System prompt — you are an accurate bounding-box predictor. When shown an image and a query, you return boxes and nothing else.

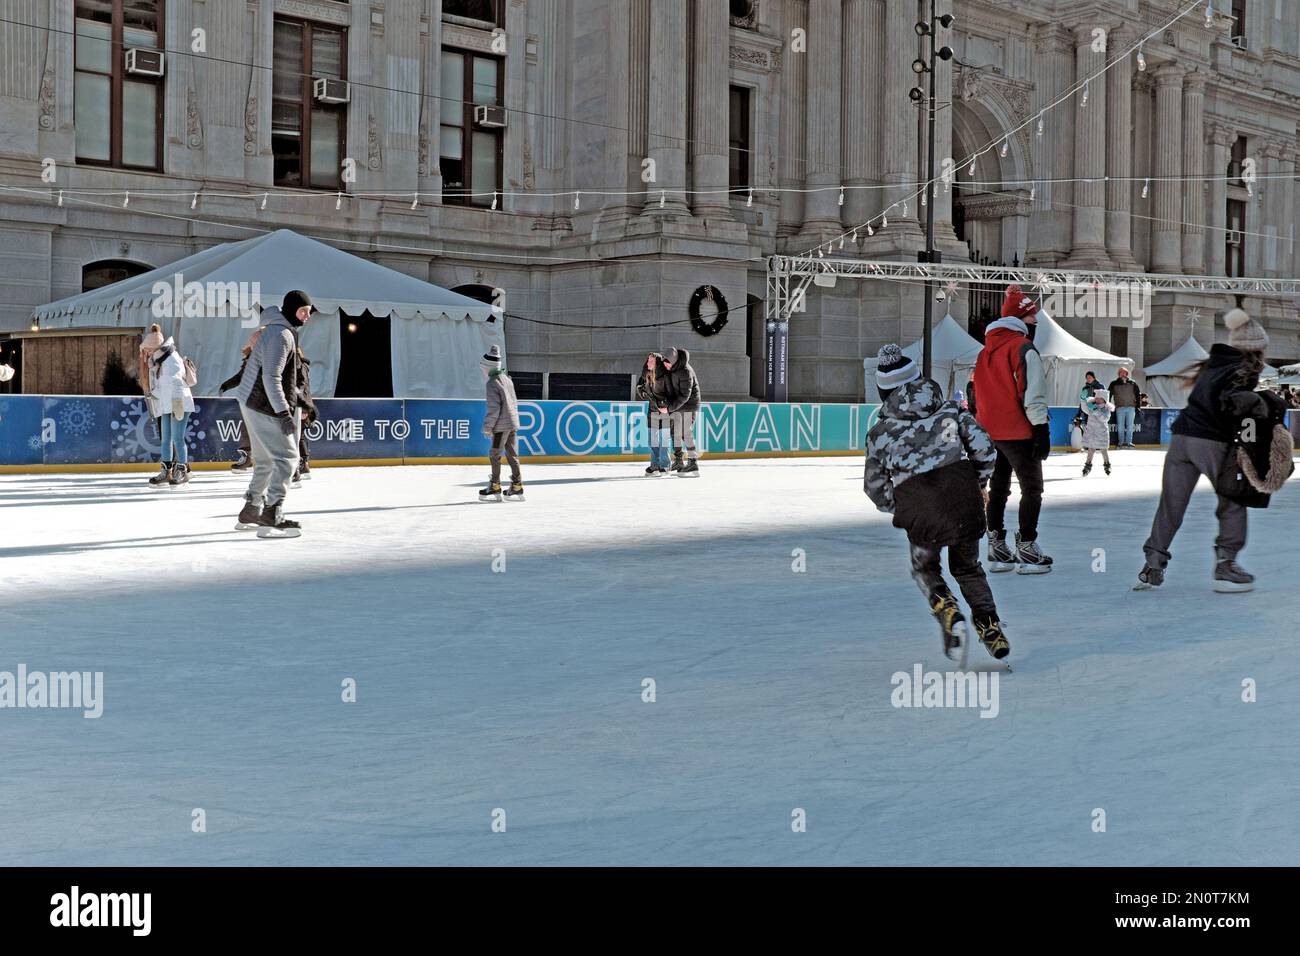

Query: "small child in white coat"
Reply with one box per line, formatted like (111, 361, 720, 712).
(1080, 388, 1113, 476)
(149, 336, 196, 486)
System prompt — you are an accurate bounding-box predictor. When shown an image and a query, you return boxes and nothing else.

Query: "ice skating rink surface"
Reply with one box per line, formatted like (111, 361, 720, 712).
(2, 451, 1297, 865)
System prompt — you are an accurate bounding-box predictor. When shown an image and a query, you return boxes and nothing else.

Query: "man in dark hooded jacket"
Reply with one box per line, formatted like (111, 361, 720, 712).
(663, 346, 701, 475)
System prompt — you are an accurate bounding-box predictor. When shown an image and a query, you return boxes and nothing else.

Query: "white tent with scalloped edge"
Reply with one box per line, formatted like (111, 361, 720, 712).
(1143, 335, 1210, 408)
(30, 229, 502, 398)
(1030, 309, 1134, 407)
(862, 312, 984, 401)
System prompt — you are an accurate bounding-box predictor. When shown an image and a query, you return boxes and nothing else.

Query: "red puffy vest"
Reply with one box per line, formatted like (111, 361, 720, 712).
(974, 325, 1035, 440)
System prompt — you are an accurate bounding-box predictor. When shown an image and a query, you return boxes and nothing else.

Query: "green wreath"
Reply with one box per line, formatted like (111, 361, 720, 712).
(689, 285, 728, 337)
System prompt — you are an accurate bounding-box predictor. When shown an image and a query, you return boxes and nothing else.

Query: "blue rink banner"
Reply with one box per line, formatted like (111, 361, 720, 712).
(1, 395, 1288, 467)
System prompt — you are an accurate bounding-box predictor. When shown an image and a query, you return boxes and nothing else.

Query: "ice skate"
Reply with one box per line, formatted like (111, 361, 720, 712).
(930, 592, 969, 669)
(986, 531, 1016, 573)
(677, 459, 700, 477)
(1213, 557, 1255, 593)
(503, 481, 525, 501)
(298, 461, 312, 480)
(1133, 565, 1164, 590)
(670, 453, 684, 473)
(478, 481, 503, 502)
(1103, 461, 1112, 476)
(1014, 533, 1053, 574)
(148, 461, 173, 487)
(974, 617, 1011, 660)
(289, 469, 302, 490)
(167, 462, 191, 487)
(235, 499, 263, 531)
(231, 449, 252, 472)
(255, 499, 301, 538)
(1081, 461, 1092, 477)
(645, 464, 663, 476)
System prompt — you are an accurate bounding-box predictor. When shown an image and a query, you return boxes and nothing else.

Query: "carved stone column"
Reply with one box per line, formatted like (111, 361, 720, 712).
(644, 0, 689, 217)
(690, 0, 731, 218)
(1105, 26, 1137, 269)
(1151, 64, 1186, 273)
(1064, 24, 1111, 268)
(1180, 72, 1207, 274)
(1206, 123, 1233, 276)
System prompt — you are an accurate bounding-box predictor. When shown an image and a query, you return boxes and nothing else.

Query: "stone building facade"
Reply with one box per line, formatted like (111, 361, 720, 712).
(0, 0, 1298, 400)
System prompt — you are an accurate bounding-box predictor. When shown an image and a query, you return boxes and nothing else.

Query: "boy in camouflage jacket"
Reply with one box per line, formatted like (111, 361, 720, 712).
(865, 345, 1010, 662)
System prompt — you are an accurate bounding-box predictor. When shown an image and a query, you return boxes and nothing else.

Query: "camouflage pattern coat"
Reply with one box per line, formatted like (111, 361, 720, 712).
(865, 378, 997, 545)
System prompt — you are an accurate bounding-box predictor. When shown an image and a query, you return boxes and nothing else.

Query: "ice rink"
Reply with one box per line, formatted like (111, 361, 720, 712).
(2, 450, 1298, 866)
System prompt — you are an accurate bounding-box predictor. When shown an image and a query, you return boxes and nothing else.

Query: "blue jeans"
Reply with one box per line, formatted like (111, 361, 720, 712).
(648, 412, 671, 468)
(160, 412, 189, 464)
(1115, 406, 1136, 446)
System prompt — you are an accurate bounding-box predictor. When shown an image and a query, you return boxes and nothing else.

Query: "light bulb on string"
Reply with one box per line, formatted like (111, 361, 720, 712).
(490, 191, 498, 210)
(852, 229, 859, 242)
(1141, 178, 1149, 199)
(838, 187, 845, 207)
(921, 190, 927, 207)
(191, 192, 198, 210)
(1081, 81, 1089, 108)
(968, 157, 976, 176)
(839, 236, 845, 250)
(56, 189, 63, 207)
(574, 192, 580, 210)
(746, 186, 753, 207)
(1205, 1, 1214, 28)
(260, 192, 268, 210)
(1029, 183, 1036, 202)
(122, 191, 129, 208)
(1037, 113, 1044, 137)
(1136, 45, 1147, 72)
(660, 189, 666, 208)
(883, 214, 889, 228)
(1000, 139, 1009, 158)
(411, 193, 420, 210)
(335, 191, 342, 210)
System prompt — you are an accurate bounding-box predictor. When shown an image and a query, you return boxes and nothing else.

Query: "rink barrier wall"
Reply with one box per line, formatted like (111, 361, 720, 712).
(0, 396, 1292, 472)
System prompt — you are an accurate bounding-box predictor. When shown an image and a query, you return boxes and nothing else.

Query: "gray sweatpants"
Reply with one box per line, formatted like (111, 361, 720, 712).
(1143, 433, 1247, 570)
(241, 402, 300, 507)
(669, 410, 699, 461)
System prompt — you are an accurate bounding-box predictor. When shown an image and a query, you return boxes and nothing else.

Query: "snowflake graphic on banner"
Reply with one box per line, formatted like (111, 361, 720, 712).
(109, 398, 206, 461)
(58, 400, 95, 437)
(28, 434, 43, 451)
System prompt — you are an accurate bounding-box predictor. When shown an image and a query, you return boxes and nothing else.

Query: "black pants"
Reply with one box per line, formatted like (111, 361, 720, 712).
(986, 438, 1044, 542)
(909, 535, 998, 624)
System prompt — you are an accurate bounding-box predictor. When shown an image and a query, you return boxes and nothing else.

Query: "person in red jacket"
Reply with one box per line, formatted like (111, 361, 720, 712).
(972, 284, 1053, 573)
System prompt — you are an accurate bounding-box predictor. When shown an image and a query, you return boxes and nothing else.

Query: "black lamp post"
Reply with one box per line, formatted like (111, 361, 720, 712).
(910, 6, 954, 380)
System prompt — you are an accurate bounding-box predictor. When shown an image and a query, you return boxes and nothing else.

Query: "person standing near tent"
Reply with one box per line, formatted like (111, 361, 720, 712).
(972, 284, 1053, 573)
(148, 332, 196, 487)
(1080, 371, 1101, 402)
(233, 290, 316, 536)
(1108, 367, 1141, 447)
(1080, 389, 1113, 477)
(1135, 308, 1290, 593)
(479, 345, 524, 500)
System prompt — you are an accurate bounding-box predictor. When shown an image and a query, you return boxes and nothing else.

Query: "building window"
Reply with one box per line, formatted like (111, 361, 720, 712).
(1231, 0, 1247, 43)
(273, 18, 347, 189)
(1226, 198, 1246, 277)
(443, 1, 503, 26)
(1228, 135, 1248, 184)
(74, 0, 165, 170)
(1109, 326, 1128, 360)
(440, 50, 503, 207)
(729, 86, 751, 193)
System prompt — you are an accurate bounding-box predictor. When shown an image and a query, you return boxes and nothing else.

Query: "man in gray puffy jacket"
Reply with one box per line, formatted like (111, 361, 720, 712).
(479, 345, 523, 499)
(234, 290, 316, 534)
(663, 346, 701, 475)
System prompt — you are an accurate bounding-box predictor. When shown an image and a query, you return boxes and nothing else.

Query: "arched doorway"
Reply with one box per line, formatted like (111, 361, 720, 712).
(82, 259, 153, 292)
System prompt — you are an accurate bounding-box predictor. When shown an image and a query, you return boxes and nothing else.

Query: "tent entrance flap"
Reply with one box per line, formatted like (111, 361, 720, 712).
(335, 312, 393, 398)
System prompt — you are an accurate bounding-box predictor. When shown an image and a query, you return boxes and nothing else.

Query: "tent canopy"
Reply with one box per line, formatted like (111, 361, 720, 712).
(31, 229, 502, 399)
(1143, 335, 1209, 408)
(863, 313, 983, 400)
(1030, 309, 1134, 406)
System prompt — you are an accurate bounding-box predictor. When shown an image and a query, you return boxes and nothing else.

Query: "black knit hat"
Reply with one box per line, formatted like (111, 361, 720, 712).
(281, 290, 318, 318)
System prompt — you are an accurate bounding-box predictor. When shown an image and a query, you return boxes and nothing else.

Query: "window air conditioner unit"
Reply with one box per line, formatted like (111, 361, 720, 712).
(474, 104, 507, 129)
(313, 77, 351, 104)
(1230, 35, 1248, 50)
(125, 48, 165, 77)
(1227, 231, 1243, 247)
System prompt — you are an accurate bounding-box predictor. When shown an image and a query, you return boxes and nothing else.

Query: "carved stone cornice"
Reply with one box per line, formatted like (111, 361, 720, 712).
(957, 190, 1032, 222)
(274, 0, 351, 26)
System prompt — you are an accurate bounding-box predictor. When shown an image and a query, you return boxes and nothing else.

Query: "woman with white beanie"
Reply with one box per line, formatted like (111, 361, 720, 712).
(1136, 307, 1282, 592)
(148, 334, 196, 487)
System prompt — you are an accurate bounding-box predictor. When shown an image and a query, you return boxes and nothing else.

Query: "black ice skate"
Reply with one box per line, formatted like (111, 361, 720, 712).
(677, 459, 700, 477)
(930, 592, 968, 669)
(298, 461, 312, 480)
(645, 464, 662, 476)
(168, 463, 191, 487)
(289, 469, 302, 489)
(479, 481, 503, 502)
(986, 531, 1016, 573)
(1103, 461, 1112, 476)
(235, 499, 263, 530)
(231, 450, 252, 472)
(1082, 461, 1092, 477)
(503, 481, 525, 501)
(1014, 533, 1053, 574)
(256, 499, 301, 538)
(1213, 553, 1255, 593)
(974, 616, 1011, 660)
(149, 461, 173, 487)
(670, 453, 684, 473)
(1133, 564, 1164, 590)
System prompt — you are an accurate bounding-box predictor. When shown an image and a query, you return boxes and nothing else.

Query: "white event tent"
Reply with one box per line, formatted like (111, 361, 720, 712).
(30, 229, 502, 398)
(1030, 309, 1134, 406)
(862, 313, 984, 401)
(1142, 335, 1210, 408)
